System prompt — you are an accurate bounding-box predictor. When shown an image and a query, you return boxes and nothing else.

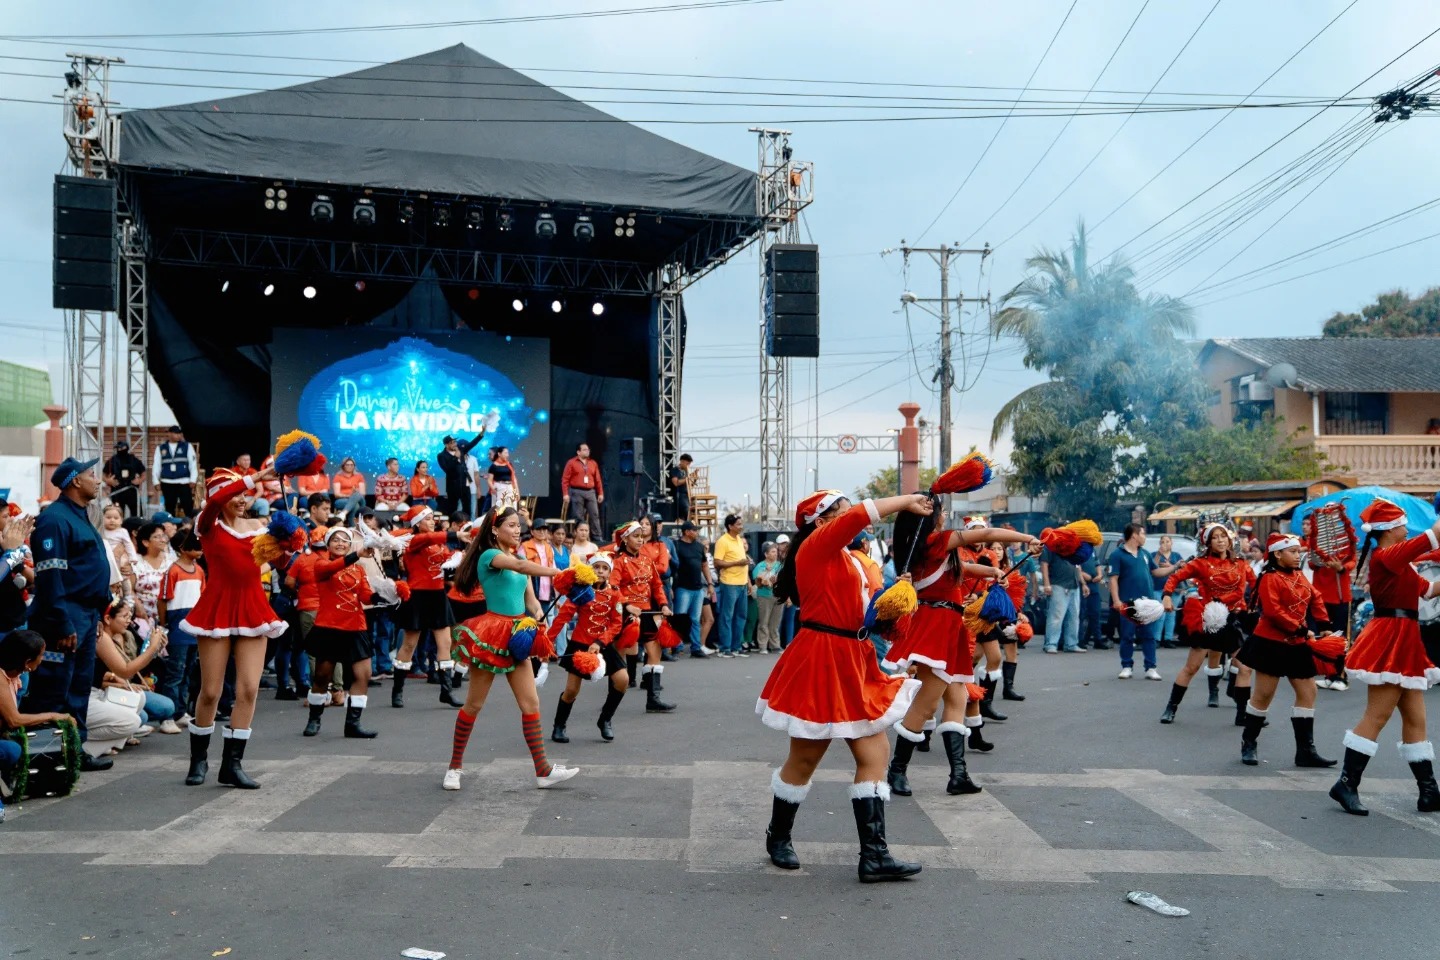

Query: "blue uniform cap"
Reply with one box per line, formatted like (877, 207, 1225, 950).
(50, 457, 98, 491)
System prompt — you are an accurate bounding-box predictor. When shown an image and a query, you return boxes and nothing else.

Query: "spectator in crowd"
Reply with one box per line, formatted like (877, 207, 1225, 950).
(96, 598, 181, 736)
(864, 524, 889, 566)
(552, 525, 571, 571)
(438, 433, 484, 515)
(569, 522, 599, 567)
(485, 446, 520, 512)
(0, 630, 75, 822)
(753, 542, 784, 654)
(0, 512, 34, 636)
(102, 440, 147, 518)
(713, 513, 751, 658)
(668, 454, 694, 523)
(233, 453, 257, 478)
(1041, 542, 1084, 654)
(25, 457, 115, 771)
(410, 461, 439, 509)
(373, 458, 409, 510)
(776, 534, 797, 649)
(522, 522, 559, 618)
(1109, 523, 1161, 680)
(152, 425, 197, 518)
(1246, 539, 1266, 577)
(257, 455, 284, 507)
(670, 521, 713, 658)
(1079, 551, 1108, 650)
(304, 494, 334, 545)
(1149, 535, 1182, 649)
(331, 458, 367, 520)
(561, 442, 604, 534)
(158, 532, 204, 721)
(698, 533, 718, 650)
(83, 600, 147, 756)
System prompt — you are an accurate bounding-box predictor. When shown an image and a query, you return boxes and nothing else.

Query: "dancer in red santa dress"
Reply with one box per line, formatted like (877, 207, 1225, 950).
(301, 527, 378, 740)
(1233, 533, 1335, 769)
(882, 501, 1038, 797)
(1330, 500, 1440, 815)
(607, 521, 675, 714)
(546, 553, 629, 743)
(1158, 523, 1256, 725)
(388, 505, 466, 710)
(759, 490, 932, 883)
(182, 467, 288, 789)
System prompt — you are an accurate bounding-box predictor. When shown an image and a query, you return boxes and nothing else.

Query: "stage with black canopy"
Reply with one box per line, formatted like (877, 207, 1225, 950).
(113, 43, 761, 516)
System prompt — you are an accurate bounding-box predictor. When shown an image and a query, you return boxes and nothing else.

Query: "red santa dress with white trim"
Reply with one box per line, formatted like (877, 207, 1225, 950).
(1347, 529, 1440, 690)
(881, 529, 977, 684)
(180, 476, 287, 639)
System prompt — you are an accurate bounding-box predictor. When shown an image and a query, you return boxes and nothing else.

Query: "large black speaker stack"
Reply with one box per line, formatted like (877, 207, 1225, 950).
(765, 243, 819, 358)
(618, 436, 643, 476)
(53, 174, 118, 311)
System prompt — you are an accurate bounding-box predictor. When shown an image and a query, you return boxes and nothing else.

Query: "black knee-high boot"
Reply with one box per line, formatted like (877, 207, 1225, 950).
(1401, 741, 1440, 813)
(184, 726, 212, 786)
(940, 724, 981, 795)
(1291, 713, 1334, 767)
(552, 696, 574, 743)
(1232, 685, 1251, 726)
(851, 783, 921, 883)
(1001, 661, 1025, 701)
(597, 683, 625, 741)
(303, 693, 326, 737)
(1330, 731, 1376, 815)
(1240, 705, 1266, 766)
(887, 729, 921, 796)
(980, 674, 1007, 722)
(437, 660, 462, 708)
(966, 717, 994, 752)
(218, 729, 259, 790)
(766, 770, 808, 869)
(1207, 671, 1222, 707)
(626, 653, 640, 687)
(344, 695, 377, 739)
(1160, 683, 1187, 724)
(390, 660, 409, 708)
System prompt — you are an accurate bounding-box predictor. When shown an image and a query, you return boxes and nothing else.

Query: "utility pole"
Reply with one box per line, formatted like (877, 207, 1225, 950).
(897, 242, 990, 470)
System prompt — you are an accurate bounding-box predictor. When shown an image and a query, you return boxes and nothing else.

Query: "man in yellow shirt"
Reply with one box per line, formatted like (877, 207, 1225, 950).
(713, 514, 752, 658)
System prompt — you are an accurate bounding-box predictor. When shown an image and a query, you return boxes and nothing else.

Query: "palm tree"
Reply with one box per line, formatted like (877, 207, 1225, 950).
(990, 221, 1195, 445)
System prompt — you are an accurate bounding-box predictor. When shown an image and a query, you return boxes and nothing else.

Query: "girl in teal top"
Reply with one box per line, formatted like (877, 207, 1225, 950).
(443, 506, 576, 793)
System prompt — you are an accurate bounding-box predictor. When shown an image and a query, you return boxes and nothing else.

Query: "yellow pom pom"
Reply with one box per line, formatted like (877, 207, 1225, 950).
(1062, 519, 1102, 547)
(511, 616, 539, 636)
(275, 429, 321, 457)
(573, 563, 598, 586)
(873, 580, 917, 621)
(962, 593, 987, 636)
(251, 533, 285, 568)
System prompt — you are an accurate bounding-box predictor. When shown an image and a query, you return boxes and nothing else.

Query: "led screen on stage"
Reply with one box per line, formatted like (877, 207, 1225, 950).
(270, 329, 551, 497)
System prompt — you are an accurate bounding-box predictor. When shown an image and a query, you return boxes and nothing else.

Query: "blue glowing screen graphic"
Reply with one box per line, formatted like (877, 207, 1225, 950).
(271, 330, 551, 495)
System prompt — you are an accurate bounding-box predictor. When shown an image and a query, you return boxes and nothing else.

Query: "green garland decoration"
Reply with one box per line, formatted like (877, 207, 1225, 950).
(6, 727, 28, 801)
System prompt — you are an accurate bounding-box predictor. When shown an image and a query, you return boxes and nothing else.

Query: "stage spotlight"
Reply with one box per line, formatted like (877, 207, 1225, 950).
(433, 201, 451, 227)
(264, 186, 289, 212)
(398, 199, 416, 224)
(573, 215, 595, 243)
(310, 194, 334, 223)
(302, 285, 317, 299)
(353, 198, 376, 225)
(550, 299, 563, 314)
(465, 204, 483, 230)
(220, 280, 230, 293)
(535, 213, 557, 240)
(496, 206, 515, 232)
(591, 299, 605, 317)
(354, 280, 367, 292)
(467, 288, 480, 301)
(262, 283, 275, 297)
(512, 298, 525, 312)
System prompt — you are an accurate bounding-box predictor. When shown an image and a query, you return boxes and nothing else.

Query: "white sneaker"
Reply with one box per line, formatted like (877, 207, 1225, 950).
(701, 646, 718, 656)
(536, 764, 580, 789)
(177, 713, 192, 728)
(1117, 667, 1133, 679)
(1330, 680, 1348, 692)
(1144, 668, 1162, 681)
(134, 725, 155, 738)
(1315, 677, 1332, 689)
(157, 719, 183, 735)
(442, 768, 462, 791)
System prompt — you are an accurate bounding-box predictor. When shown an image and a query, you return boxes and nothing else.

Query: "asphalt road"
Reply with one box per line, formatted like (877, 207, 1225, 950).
(4, 645, 1440, 960)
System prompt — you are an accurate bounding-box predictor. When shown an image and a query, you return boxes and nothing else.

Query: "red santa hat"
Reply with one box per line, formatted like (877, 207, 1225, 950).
(613, 520, 643, 544)
(400, 505, 432, 527)
(795, 489, 846, 526)
(589, 552, 614, 570)
(1266, 532, 1303, 553)
(1199, 522, 1234, 549)
(1360, 498, 1407, 533)
(205, 467, 244, 498)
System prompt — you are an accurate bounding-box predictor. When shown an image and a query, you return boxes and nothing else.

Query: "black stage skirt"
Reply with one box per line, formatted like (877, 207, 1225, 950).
(400, 589, 456, 632)
(1179, 617, 1244, 655)
(1237, 634, 1315, 680)
(560, 643, 627, 680)
(307, 625, 374, 665)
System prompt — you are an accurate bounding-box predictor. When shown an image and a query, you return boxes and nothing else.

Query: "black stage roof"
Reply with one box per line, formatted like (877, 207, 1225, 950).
(115, 44, 761, 281)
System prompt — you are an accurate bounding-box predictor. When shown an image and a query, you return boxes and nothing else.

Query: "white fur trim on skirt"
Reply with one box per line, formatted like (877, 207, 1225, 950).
(755, 677, 921, 742)
(881, 652, 968, 685)
(181, 619, 288, 639)
(1347, 666, 1440, 690)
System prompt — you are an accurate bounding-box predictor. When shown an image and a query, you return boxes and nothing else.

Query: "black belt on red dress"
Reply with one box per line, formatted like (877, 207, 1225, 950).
(1372, 607, 1418, 620)
(799, 620, 870, 640)
(918, 600, 964, 612)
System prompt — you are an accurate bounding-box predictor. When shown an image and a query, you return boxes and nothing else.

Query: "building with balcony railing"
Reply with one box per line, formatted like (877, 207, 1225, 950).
(1196, 337, 1440, 496)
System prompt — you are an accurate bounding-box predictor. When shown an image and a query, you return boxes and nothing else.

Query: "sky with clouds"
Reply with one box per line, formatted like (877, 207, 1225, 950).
(2, 0, 1437, 508)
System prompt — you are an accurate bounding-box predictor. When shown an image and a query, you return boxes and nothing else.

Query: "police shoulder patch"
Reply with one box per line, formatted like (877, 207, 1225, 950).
(41, 538, 54, 551)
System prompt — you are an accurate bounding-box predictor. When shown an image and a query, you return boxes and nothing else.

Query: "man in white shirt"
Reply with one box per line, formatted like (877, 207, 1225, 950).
(465, 451, 481, 517)
(152, 425, 197, 518)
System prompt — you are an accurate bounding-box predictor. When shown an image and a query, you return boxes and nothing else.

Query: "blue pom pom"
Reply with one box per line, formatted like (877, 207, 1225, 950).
(979, 582, 1018, 623)
(273, 438, 319, 476)
(267, 510, 303, 541)
(862, 592, 881, 632)
(568, 585, 596, 606)
(509, 625, 537, 661)
(1070, 542, 1093, 565)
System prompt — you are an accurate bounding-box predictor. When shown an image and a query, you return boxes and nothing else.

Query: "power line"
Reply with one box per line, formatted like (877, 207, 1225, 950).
(912, 0, 1080, 243)
(0, 1, 780, 41)
(959, 0, 1156, 248)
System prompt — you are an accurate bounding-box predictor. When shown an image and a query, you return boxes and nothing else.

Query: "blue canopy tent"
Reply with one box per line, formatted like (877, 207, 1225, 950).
(1290, 485, 1436, 541)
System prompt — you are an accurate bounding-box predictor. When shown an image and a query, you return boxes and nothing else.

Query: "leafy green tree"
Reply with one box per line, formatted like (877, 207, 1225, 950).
(1123, 420, 1328, 506)
(855, 465, 938, 502)
(1322, 287, 1440, 337)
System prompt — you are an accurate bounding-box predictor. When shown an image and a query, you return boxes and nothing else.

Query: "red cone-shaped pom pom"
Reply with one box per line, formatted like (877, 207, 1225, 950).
(1005, 571, 1027, 611)
(394, 581, 411, 602)
(1040, 527, 1081, 558)
(1015, 619, 1034, 643)
(931, 452, 994, 495)
(618, 620, 640, 648)
(655, 620, 683, 649)
(965, 682, 986, 702)
(571, 650, 604, 680)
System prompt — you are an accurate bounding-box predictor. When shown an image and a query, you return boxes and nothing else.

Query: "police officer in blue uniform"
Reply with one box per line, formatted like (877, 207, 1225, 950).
(25, 457, 116, 771)
(153, 424, 197, 518)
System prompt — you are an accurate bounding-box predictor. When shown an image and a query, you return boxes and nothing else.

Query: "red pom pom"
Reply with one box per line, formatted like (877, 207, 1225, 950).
(298, 453, 328, 477)
(531, 632, 556, 661)
(554, 569, 577, 594)
(617, 620, 640, 648)
(965, 682, 986, 702)
(931, 453, 993, 495)
(655, 620, 683, 649)
(571, 650, 604, 679)
(1015, 619, 1034, 643)
(1040, 527, 1081, 558)
(394, 581, 412, 602)
(1005, 571, 1027, 610)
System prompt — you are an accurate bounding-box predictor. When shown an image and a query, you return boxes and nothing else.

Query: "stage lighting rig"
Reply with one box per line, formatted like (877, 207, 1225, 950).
(302, 285, 317, 300)
(310, 194, 334, 223)
(398, 199, 416, 224)
(573, 215, 594, 242)
(433, 201, 452, 227)
(264, 186, 288, 212)
(512, 298, 526, 312)
(220, 280, 230, 293)
(614, 214, 636, 238)
(465, 204, 483, 230)
(353, 198, 376, 225)
(591, 299, 605, 317)
(536, 213, 557, 239)
(496, 206, 515, 232)
(550, 299, 564, 314)
(262, 283, 275, 297)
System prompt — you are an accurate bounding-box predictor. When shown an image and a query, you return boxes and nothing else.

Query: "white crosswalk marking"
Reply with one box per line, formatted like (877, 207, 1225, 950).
(2, 758, 1437, 890)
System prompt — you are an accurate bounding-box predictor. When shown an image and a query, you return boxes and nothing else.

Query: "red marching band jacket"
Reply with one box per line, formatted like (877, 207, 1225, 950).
(1163, 555, 1256, 609)
(547, 582, 623, 647)
(608, 549, 667, 611)
(403, 531, 452, 592)
(312, 556, 373, 633)
(1252, 569, 1327, 643)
